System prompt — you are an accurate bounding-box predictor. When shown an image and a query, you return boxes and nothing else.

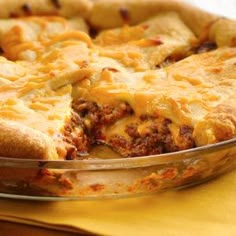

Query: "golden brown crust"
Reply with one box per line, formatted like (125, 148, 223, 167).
(93, 11, 198, 70)
(0, 0, 235, 48)
(193, 96, 236, 146)
(88, 0, 218, 36)
(0, 0, 92, 18)
(0, 120, 58, 160)
(89, 0, 236, 48)
(0, 0, 235, 46)
(209, 18, 236, 47)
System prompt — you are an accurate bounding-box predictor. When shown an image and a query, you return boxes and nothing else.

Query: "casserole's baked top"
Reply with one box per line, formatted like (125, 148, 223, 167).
(0, 0, 235, 160)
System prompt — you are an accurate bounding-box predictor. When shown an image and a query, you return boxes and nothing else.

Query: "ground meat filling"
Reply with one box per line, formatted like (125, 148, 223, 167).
(109, 117, 174, 157)
(72, 99, 134, 140)
(63, 99, 134, 159)
(63, 112, 90, 160)
(108, 116, 195, 157)
(63, 99, 196, 159)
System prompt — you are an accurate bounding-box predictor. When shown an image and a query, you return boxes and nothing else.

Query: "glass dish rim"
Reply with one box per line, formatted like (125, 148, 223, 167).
(0, 138, 235, 170)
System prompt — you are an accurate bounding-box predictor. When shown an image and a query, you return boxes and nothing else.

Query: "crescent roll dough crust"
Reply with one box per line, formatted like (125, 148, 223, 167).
(194, 96, 236, 146)
(89, 0, 218, 35)
(0, 0, 92, 18)
(0, 120, 58, 159)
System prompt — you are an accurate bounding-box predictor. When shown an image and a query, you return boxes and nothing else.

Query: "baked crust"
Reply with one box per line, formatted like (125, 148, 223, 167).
(194, 96, 236, 146)
(0, 0, 235, 47)
(0, 120, 58, 159)
(0, 0, 92, 18)
(0, 0, 235, 159)
(209, 18, 236, 46)
(89, 0, 236, 47)
(89, 0, 218, 36)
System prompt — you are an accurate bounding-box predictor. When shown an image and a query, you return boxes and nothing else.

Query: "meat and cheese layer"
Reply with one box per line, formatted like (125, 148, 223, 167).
(0, 8, 235, 160)
(75, 47, 236, 156)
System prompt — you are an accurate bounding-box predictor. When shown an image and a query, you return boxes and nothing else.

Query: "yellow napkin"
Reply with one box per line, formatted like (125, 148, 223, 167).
(1, 170, 236, 236)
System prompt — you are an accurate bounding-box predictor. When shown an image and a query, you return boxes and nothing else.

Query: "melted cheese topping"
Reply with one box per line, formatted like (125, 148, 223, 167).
(95, 12, 197, 70)
(0, 17, 92, 157)
(80, 48, 236, 126)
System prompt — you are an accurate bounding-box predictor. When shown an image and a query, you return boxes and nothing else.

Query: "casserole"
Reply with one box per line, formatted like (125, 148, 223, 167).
(0, 0, 235, 199)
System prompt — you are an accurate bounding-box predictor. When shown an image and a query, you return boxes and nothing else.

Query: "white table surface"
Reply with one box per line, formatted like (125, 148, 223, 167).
(185, 0, 236, 19)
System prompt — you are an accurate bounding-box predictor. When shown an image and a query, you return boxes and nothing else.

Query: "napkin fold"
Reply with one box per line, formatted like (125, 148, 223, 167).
(1, 170, 236, 236)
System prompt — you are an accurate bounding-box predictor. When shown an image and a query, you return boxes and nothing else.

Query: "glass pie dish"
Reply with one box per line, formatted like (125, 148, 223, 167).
(0, 138, 235, 201)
